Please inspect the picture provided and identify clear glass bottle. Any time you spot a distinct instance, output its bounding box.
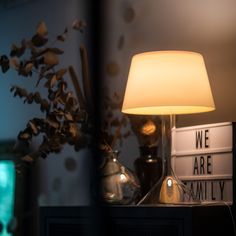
[100,150,140,205]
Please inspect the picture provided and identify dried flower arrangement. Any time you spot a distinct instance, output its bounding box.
[99,89,161,154]
[0,20,94,162]
[0,20,160,166]
[99,90,131,153]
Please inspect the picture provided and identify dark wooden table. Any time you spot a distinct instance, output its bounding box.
[40,204,235,236]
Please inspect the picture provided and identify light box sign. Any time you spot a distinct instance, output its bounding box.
[172,122,235,204]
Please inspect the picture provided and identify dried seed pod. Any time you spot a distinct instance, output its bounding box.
[43,51,59,65]
[36,21,48,37]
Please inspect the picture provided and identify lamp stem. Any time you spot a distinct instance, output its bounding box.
[162,114,176,176]
[159,114,183,203]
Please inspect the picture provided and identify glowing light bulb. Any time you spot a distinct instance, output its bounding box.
[167,178,173,187]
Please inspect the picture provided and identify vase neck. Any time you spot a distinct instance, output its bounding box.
[139,146,158,158]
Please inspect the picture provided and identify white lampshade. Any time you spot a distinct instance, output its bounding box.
[122,51,215,115]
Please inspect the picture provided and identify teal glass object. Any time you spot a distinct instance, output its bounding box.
[0,161,15,236]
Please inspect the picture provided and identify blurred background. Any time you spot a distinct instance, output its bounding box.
[101,0,236,171]
[1,0,236,235]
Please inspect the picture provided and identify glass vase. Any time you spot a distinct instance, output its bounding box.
[100,150,140,205]
[134,146,162,200]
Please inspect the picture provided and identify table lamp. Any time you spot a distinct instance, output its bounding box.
[122,51,215,204]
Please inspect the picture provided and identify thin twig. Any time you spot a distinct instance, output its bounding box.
[110,126,121,149]
[80,44,93,112]
[68,65,86,110]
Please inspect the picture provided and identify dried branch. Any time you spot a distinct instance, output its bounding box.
[68,65,86,110]
[80,44,93,112]
[110,126,121,149]
[0,20,93,162]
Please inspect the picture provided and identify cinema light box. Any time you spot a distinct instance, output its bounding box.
[172,122,235,204]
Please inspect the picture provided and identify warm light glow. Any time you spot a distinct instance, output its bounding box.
[141,120,156,135]
[122,51,215,115]
[167,178,173,187]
